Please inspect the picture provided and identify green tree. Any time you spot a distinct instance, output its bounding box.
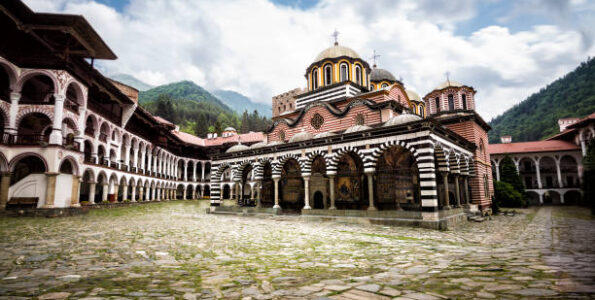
[493,181,525,209]
[240,110,249,133]
[499,155,525,194]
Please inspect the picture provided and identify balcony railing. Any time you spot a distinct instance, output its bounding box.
[0,133,48,145]
[19,93,55,105]
[64,100,80,114]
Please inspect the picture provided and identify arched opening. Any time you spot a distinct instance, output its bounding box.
[10,155,46,185]
[261,161,274,207]
[0,110,5,137]
[222,184,231,200]
[310,155,327,209]
[539,157,557,188]
[96,173,107,203]
[64,83,83,113]
[0,65,12,102]
[491,161,498,181]
[462,94,467,110]
[176,184,184,199]
[560,155,579,187]
[204,162,211,180]
[448,94,454,110]
[97,145,106,165]
[62,118,78,149]
[543,190,561,205]
[564,190,581,205]
[518,158,536,189]
[109,149,117,167]
[434,97,440,113]
[203,185,210,198]
[312,68,319,89]
[80,169,94,204]
[339,63,349,82]
[118,177,127,202]
[20,74,55,104]
[84,116,96,137]
[375,146,420,210]
[242,164,254,206]
[526,191,540,206]
[59,159,74,174]
[16,113,51,144]
[178,160,185,180]
[280,158,304,211]
[324,64,332,85]
[335,153,364,210]
[196,162,203,181]
[354,65,362,86]
[186,185,193,200]
[187,162,194,181]
[136,179,143,201]
[99,122,109,143]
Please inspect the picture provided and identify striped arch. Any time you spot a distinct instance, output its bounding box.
[460,156,470,176]
[273,153,302,177]
[0,101,9,129]
[16,69,59,93]
[328,145,365,174]
[467,158,477,176]
[303,150,328,176]
[15,107,54,129]
[235,160,254,181]
[252,160,265,180]
[369,139,420,169]
[448,152,460,174]
[434,144,449,173]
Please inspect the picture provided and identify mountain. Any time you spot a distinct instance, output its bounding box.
[139,81,230,111]
[212,90,271,117]
[488,58,595,143]
[110,73,153,91]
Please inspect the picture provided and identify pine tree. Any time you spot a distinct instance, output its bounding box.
[499,155,525,194]
[241,111,249,133]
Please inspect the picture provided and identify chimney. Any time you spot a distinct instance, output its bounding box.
[207,133,212,139]
[501,136,512,144]
[558,118,579,132]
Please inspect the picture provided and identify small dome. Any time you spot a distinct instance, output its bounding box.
[223,127,237,132]
[370,68,396,82]
[314,44,361,62]
[250,142,267,149]
[406,89,422,102]
[226,144,250,153]
[384,112,422,127]
[289,131,313,143]
[314,131,336,139]
[344,125,372,133]
[434,80,463,91]
[267,141,285,146]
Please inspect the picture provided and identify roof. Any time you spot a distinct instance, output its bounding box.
[370,68,396,82]
[153,116,174,126]
[172,130,205,146]
[223,127,237,132]
[406,89,422,102]
[567,112,595,129]
[314,44,360,62]
[170,130,265,147]
[434,80,463,90]
[488,140,580,155]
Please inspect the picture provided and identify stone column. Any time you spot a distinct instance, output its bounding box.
[273,176,280,209]
[250,183,255,202]
[442,173,451,209]
[132,147,139,171]
[70,175,81,207]
[454,175,461,208]
[535,160,543,189]
[184,161,188,181]
[581,138,587,157]
[122,184,128,201]
[49,94,65,145]
[495,161,501,181]
[131,185,137,202]
[113,184,119,202]
[201,162,206,181]
[366,173,376,211]
[256,181,262,208]
[0,172,11,210]
[183,187,187,200]
[6,92,21,139]
[43,173,59,208]
[328,175,336,209]
[102,184,109,202]
[88,182,96,204]
[463,176,470,205]
[303,176,312,209]
[555,159,563,188]
[236,181,242,204]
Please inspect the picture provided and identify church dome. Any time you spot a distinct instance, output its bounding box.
[434,80,463,91]
[370,68,396,82]
[250,142,267,149]
[406,89,422,102]
[314,44,361,62]
[344,125,372,133]
[289,131,313,143]
[226,144,250,153]
[384,112,422,127]
[314,131,336,139]
[224,127,237,132]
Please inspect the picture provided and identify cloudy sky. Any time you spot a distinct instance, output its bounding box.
[24,0,595,120]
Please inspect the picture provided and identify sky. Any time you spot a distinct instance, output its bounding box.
[23,0,595,120]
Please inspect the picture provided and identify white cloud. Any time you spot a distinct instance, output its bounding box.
[22,0,595,120]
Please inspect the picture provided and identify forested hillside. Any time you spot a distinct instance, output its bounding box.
[213,90,271,117]
[138,81,271,137]
[489,58,595,143]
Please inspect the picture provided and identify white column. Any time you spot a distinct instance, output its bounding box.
[122,184,128,201]
[535,160,543,189]
[192,161,197,182]
[201,162,206,181]
[303,176,311,209]
[442,172,450,209]
[49,94,65,144]
[366,172,376,211]
[132,147,139,170]
[102,184,108,202]
[555,158,563,188]
[328,175,336,209]
[140,149,146,171]
[88,182,96,204]
[131,185,136,202]
[273,176,280,209]
[581,138,587,157]
[495,161,501,181]
[184,160,188,181]
[124,145,131,169]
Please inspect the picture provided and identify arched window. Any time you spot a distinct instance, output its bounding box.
[312,68,319,89]
[324,64,332,85]
[354,65,362,86]
[462,94,467,110]
[435,97,440,113]
[420,106,425,118]
[370,84,375,91]
[448,94,454,110]
[483,174,489,197]
[340,63,349,82]
[381,83,388,89]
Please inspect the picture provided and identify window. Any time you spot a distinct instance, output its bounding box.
[355,113,365,125]
[370,84,375,90]
[435,97,440,113]
[381,83,388,88]
[448,94,454,110]
[279,130,285,141]
[311,113,324,129]
[340,63,349,82]
[483,175,489,197]
[419,106,425,118]
[462,94,467,110]
[324,64,332,85]
[312,68,319,89]
[355,65,362,85]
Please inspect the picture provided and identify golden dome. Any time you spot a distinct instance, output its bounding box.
[314,44,361,62]
[406,89,422,102]
[434,80,463,91]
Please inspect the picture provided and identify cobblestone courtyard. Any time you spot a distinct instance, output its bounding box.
[1,203,594,300]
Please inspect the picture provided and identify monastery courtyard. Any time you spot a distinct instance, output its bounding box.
[0,204,594,300]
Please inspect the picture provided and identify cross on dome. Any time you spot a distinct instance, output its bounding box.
[332,29,340,45]
[372,50,381,68]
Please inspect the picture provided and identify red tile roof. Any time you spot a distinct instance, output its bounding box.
[170,130,265,147]
[488,140,580,155]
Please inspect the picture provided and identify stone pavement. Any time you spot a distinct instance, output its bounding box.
[0,203,594,299]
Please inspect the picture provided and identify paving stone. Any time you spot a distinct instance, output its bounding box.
[38,292,71,299]
[506,288,557,296]
[355,284,380,293]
